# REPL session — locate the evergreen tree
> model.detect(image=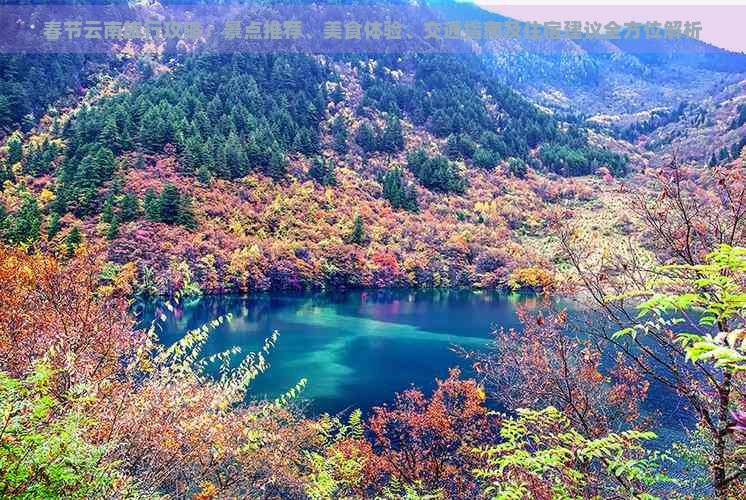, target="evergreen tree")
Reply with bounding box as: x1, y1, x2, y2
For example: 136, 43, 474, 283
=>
267, 151, 288, 181
106, 214, 120, 241
0, 202, 7, 238
380, 116, 404, 153
0, 160, 15, 185
309, 156, 337, 186
119, 192, 140, 222
5, 193, 41, 245
47, 212, 61, 240
7, 134, 23, 165
197, 165, 212, 185
355, 124, 376, 155
406, 149, 466, 194
176, 194, 197, 230
223, 132, 247, 179
732, 141, 743, 160
719, 147, 730, 162
100, 197, 114, 224
99, 117, 121, 153
159, 183, 181, 224
348, 214, 366, 246
65, 226, 82, 257
473, 148, 499, 169
331, 116, 349, 154
381, 167, 418, 212
508, 157, 528, 178
333, 127, 348, 154
143, 188, 161, 222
